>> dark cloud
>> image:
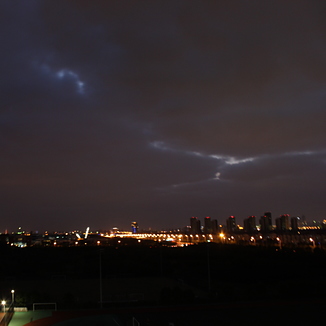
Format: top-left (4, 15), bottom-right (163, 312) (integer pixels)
top-left (1, 1), bottom-right (326, 231)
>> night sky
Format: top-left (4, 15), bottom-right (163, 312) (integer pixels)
top-left (1, 1), bottom-right (326, 232)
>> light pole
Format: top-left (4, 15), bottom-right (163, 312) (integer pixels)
top-left (207, 242), bottom-right (211, 293)
top-left (11, 290), bottom-right (15, 304)
top-left (99, 249), bottom-right (103, 309)
top-left (1, 301), bottom-right (6, 313)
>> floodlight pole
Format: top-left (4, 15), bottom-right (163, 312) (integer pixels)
top-left (1, 301), bottom-right (5, 313)
top-left (207, 242), bottom-right (211, 293)
top-left (99, 249), bottom-right (103, 309)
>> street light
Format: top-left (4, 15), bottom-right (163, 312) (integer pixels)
top-left (276, 237), bottom-right (282, 249)
top-left (1, 301), bottom-right (6, 312)
top-left (11, 290), bottom-right (15, 303)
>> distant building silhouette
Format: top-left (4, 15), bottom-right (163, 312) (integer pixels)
top-left (190, 217), bottom-right (201, 234)
top-left (275, 214), bottom-right (290, 231)
top-left (226, 216), bottom-right (237, 233)
top-left (259, 212), bottom-right (272, 232)
top-left (204, 217), bottom-right (212, 234)
top-left (244, 216), bottom-right (256, 233)
top-left (211, 219), bottom-right (219, 234)
top-left (291, 216), bottom-right (299, 230)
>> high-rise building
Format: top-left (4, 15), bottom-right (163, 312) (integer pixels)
top-left (226, 216), bottom-right (237, 233)
top-left (131, 221), bottom-right (138, 234)
top-left (260, 212), bottom-right (272, 232)
top-left (244, 216), bottom-right (256, 233)
top-left (275, 214), bottom-right (290, 231)
top-left (204, 216), bottom-right (212, 234)
top-left (190, 217), bottom-right (201, 234)
top-left (291, 216), bottom-right (299, 231)
top-left (211, 219), bottom-right (219, 234)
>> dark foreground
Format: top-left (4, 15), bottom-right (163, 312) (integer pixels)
top-left (1, 243), bottom-right (325, 325)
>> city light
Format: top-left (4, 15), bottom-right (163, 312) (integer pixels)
top-left (2, 213), bottom-right (325, 249)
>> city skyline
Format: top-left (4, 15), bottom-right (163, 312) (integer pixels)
top-left (2, 212), bottom-right (324, 252)
top-left (3, 211), bottom-right (322, 235)
top-left (1, 1), bottom-right (326, 232)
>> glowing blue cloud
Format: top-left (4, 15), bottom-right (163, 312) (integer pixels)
top-left (56, 69), bottom-right (85, 94)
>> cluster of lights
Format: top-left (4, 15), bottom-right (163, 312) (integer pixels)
top-left (3, 220), bottom-right (326, 249)
top-left (96, 232), bottom-right (223, 247)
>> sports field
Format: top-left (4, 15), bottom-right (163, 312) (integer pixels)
top-left (9, 311), bottom-right (124, 326)
top-left (7, 300), bottom-right (326, 326)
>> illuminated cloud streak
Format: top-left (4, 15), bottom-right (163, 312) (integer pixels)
top-left (56, 69), bottom-right (85, 94)
top-left (151, 140), bottom-right (326, 190)
top-left (36, 63), bottom-right (86, 95)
